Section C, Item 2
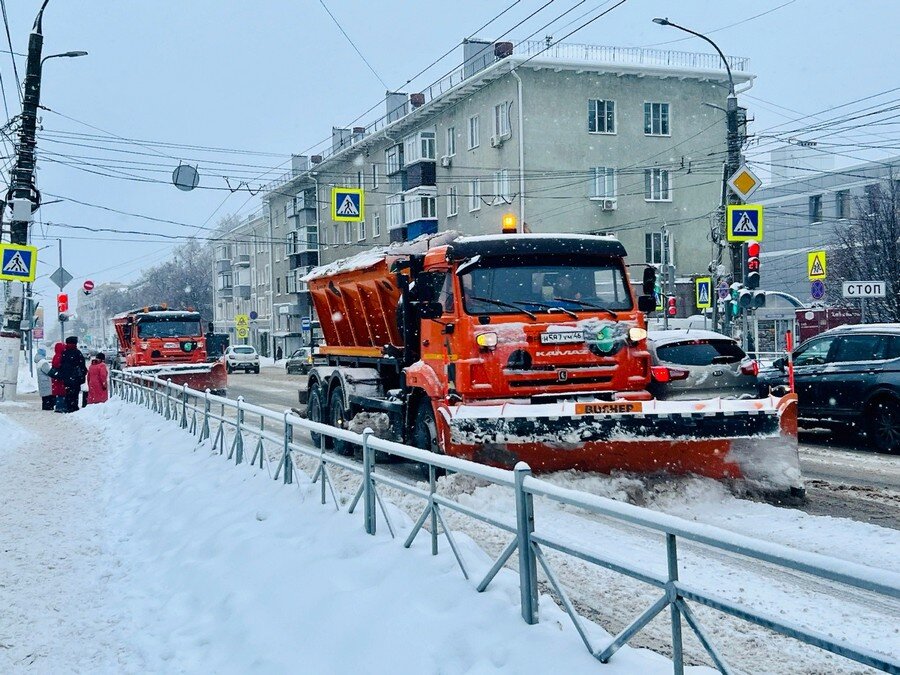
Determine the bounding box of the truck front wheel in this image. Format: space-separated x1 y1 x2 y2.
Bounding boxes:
412 400 445 478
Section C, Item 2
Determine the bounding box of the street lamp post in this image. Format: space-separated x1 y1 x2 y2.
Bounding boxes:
653 18 744 331
0 0 86 401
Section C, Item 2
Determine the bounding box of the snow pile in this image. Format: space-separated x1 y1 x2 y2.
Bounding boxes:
0 409 34 447
0 398 696 674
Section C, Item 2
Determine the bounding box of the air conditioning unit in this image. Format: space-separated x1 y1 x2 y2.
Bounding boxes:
439 155 452 168
490 135 504 148
600 198 617 211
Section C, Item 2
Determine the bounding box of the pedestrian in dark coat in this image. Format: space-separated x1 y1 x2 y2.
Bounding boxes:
58 336 88 413
87 353 109 404
51 343 66 412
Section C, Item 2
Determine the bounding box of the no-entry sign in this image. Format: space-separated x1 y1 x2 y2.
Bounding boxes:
842 281 886 298
83 279 95 292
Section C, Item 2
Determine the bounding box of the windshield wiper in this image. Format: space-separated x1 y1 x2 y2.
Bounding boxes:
523 300 578 319
553 297 617 317
468 296 536 320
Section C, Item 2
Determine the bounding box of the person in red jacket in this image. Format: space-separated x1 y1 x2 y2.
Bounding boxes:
51 342 66 413
87 352 109 404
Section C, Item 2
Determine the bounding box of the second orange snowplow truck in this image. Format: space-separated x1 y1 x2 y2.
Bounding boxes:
301 232 802 492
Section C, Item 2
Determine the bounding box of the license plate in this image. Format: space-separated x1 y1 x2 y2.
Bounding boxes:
541 330 583 344
164 342 178 349
575 401 643 415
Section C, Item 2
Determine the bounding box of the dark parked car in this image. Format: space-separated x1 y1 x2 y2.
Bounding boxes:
648 330 758 400
285 347 314 375
757 323 900 452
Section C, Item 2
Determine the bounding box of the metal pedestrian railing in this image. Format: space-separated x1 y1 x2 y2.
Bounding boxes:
110 370 900 674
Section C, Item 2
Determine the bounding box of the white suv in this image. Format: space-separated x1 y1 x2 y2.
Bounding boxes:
224 345 260 374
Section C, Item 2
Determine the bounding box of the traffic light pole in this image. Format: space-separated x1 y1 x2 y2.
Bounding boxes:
0 5 47 401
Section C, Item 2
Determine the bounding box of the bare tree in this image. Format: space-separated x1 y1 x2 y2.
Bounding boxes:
830 179 900 321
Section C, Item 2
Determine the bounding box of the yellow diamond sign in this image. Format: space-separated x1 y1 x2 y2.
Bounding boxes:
727 165 762 201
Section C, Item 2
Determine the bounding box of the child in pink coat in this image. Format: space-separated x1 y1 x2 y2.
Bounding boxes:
87 352 109 404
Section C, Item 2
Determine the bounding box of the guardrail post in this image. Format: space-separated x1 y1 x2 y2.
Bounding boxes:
235 396 244 465
164 379 173 420
180 383 188 429
666 534 684 675
200 389 211 442
514 462 539 625
282 411 293 484
362 428 375 535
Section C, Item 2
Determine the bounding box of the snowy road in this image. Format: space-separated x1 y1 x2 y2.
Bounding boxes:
230 368 900 528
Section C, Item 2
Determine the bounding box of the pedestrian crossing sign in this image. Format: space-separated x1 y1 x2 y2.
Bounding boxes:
0 243 37 282
807 250 827 280
331 187 365 222
726 204 763 242
695 276 712 309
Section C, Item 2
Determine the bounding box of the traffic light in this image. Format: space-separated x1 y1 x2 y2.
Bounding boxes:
666 296 677 317
57 293 68 313
746 242 760 290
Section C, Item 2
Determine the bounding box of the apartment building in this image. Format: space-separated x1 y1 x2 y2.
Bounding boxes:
75 281 126 348
756 149 900 302
265 39 753 319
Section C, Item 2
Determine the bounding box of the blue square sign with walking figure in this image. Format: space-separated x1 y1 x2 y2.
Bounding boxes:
0 243 37 282
331 187 365 222
726 204 763 242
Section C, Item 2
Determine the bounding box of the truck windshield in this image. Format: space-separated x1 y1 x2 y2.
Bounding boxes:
137 320 202 338
460 257 632 316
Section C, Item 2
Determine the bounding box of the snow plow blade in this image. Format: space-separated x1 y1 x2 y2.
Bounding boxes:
125 362 227 396
445 394 801 492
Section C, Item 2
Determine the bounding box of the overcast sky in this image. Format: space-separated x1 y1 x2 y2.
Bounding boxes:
2 0 898 317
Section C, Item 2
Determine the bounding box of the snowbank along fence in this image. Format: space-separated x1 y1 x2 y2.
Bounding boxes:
110 370 900 674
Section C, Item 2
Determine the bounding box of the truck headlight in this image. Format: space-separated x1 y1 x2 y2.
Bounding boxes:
476 332 498 348
628 327 647 343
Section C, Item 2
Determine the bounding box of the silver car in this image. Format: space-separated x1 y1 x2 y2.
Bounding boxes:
647 330 758 400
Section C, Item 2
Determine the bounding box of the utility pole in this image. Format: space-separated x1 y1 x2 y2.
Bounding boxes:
0 3 48 401
0 2 85 400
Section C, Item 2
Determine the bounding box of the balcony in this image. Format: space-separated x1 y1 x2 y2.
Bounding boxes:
217 287 233 299
235 284 251 300
215 259 231 274
406 161 436 190
232 253 251 267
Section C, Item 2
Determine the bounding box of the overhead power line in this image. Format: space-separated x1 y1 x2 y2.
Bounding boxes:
317 0 388 89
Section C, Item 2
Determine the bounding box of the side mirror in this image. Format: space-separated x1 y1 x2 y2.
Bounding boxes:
773 357 785 371
642 266 657 295
418 301 444 320
638 295 657 313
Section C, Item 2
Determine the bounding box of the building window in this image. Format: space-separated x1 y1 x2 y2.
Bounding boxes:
588 99 615 134
835 190 849 219
591 167 617 199
644 168 671 201
345 222 352 244
447 186 458 217
387 194 404 229
371 163 379 189
809 194 823 223
492 169 510 203
493 102 510 138
404 190 437 222
358 220 366 241
357 171 363 188
446 126 456 157
403 128 436 164
373 212 381 237
644 102 670 136
276 277 281 294
645 232 663 264
321 224 328 247
332 223 339 246
469 178 481 211
385 144 402 175
468 115 480 150
286 274 297 294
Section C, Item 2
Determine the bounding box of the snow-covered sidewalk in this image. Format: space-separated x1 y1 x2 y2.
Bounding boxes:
0 397 693 674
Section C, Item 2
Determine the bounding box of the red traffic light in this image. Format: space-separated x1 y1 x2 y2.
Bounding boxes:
746 242 761 289
666 296 677 317
747 242 760 257
56 293 69 313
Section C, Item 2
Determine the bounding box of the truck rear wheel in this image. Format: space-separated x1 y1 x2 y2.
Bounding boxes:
329 387 354 456
307 384 326 449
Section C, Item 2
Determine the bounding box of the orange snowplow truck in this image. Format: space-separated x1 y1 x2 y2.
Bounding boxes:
301 232 802 492
112 305 227 396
